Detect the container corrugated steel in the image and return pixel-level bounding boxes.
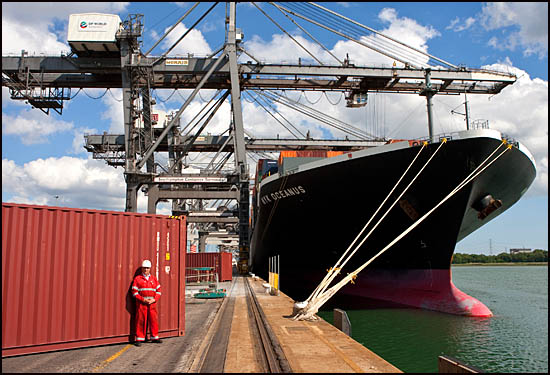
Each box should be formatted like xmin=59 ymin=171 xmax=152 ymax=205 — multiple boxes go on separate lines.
xmin=186 ymin=252 xmax=233 ymax=282
xmin=278 ymin=150 xmax=297 ymax=165
xmin=278 ymin=150 xmax=338 ymax=165
xmin=2 ymin=203 xmax=186 ymax=357
xmin=219 ymin=252 xmax=233 ymax=282
xmin=186 ymin=253 xmax=221 ymax=282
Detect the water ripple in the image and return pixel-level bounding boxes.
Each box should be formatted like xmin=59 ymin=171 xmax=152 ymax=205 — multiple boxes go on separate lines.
xmin=319 ymin=266 xmax=548 ymax=373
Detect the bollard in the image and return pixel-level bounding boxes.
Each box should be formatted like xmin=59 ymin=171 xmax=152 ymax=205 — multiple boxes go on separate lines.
xmin=268 ymin=254 xmax=280 ymax=296
xmin=293 ymin=301 xmax=308 ymax=315
xmin=333 ymin=308 xmax=352 ymax=336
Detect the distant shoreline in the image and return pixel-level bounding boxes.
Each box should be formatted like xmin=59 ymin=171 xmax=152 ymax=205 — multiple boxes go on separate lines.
xmin=452 ymin=262 xmax=548 ymax=266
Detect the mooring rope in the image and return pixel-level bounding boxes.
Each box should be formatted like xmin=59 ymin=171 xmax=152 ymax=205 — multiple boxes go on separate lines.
xmin=292 ymin=139 xmax=511 ymax=320
xmin=306 ymin=140 xmax=430 ymax=304
xmin=307 ymin=139 xmax=448 ymax=305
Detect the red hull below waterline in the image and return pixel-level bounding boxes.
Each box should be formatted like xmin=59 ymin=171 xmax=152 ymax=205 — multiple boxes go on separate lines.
xmin=341 ymin=269 xmax=493 ymax=317
xmin=284 ymin=268 xmax=493 ymax=317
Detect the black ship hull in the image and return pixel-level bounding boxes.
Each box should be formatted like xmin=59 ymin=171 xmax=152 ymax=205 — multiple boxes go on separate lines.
xmin=250 ymin=130 xmax=536 ymax=316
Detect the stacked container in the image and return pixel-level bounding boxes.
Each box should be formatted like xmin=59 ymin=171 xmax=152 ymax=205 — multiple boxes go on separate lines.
xmin=186 ymin=252 xmax=233 ymax=282
xmin=277 ymin=150 xmax=345 ymax=175
xmin=277 ymin=150 xmax=345 ymax=165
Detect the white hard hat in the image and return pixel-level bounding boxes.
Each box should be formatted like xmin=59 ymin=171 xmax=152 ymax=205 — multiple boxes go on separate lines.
xmin=142 ymin=259 xmax=152 ymax=268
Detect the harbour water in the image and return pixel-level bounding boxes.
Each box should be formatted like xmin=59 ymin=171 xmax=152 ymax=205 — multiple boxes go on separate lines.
xmin=318 ymin=265 xmax=548 ymax=373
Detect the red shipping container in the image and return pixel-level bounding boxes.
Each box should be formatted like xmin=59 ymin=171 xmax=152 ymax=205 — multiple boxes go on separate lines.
xmin=219 ymin=252 xmax=233 ymax=282
xmin=186 ymin=252 xmax=233 ymax=282
xmin=1 ymin=203 xmax=186 ymax=357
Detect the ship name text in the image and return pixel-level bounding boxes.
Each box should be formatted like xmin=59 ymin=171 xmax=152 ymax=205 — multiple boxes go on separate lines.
xmin=261 ymin=185 xmax=306 ymax=205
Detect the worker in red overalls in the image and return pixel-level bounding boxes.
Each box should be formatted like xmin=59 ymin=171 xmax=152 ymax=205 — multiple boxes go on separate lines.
xmin=132 ymin=259 xmax=162 ymax=346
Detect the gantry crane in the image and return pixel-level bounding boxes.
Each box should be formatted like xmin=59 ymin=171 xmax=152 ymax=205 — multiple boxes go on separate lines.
xmin=2 ymin=2 xmax=516 ymax=271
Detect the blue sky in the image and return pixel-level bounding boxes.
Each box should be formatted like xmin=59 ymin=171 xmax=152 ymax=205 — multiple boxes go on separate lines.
xmin=2 ymin=2 xmax=548 ymax=255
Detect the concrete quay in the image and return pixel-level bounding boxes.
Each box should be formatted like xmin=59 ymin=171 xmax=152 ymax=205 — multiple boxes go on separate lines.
xmin=208 ymin=275 xmax=401 ymax=373
xmin=1 ymin=275 xmax=401 ymax=373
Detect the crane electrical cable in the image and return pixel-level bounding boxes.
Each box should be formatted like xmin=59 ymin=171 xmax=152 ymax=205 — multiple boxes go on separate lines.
xmin=153 ymin=2 xmax=219 ymax=64
xmin=275 ymin=2 xmax=428 ymax=68
xmin=277 ymin=2 xmax=458 ymax=69
xmin=251 ymin=2 xmax=325 ymax=66
xmin=143 ymin=2 xmax=201 ymax=56
xmin=153 ymin=89 xmax=179 ymax=103
xmin=273 ymin=2 xmax=453 ymax=69
xmin=270 ymin=2 xmax=343 ymax=65
xmin=244 ymin=91 xmax=305 ymax=139
xmin=307 ymin=2 xmax=457 ymax=68
xmin=255 ymin=90 xmax=378 ymax=140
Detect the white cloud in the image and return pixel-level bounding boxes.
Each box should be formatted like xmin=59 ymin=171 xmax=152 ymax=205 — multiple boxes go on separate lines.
xmin=446 ymin=17 xmax=460 ymax=30
xmin=242 ymin=5 xmax=441 ymax=68
xmin=156 ymin=23 xmax=212 ymax=56
xmin=199 ymin=21 xmax=219 ymax=34
xmin=332 ymin=7 xmax=440 ymax=68
xmin=377 ymin=8 xmax=440 ymax=48
xmin=472 ymin=62 xmax=548 ymax=196
xmin=2 ymin=17 xmax=69 ymax=56
xmin=100 ymin=89 xmax=125 ymax=133
xmin=71 ymin=127 xmax=98 ymax=154
xmin=487 ymin=36 xmax=499 ymax=50
xmin=2 ymin=87 xmax=28 ymax=109
xmin=480 ymin=2 xmax=548 ymax=58
xmin=2 ymin=153 xmax=221 ymax=214
xmin=480 ymin=3 xmax=521 ymax=29
xmin=2 ymin=2 xmax=130 ymax=55
xmin=336 ymin=3 xmax=353 ymax=9
xmin=242 ymin=7 xmax=441 ymax=66
xmin=150 ymin=88 xmax=230 ymax=132
xmin=404 ymin=60 xmax=548 ymax=197
xmin=2 ymin=2 xmax=128 ymax=22
xmin=2 ymin=110 xmax=74 ymax=144
xmin=2 ymin=156 xmax=129 ymax=211
xmin=244 ymin=33 xmax=326 ymax=64
xmin=446 ymin=16 xmax=476 ymax=32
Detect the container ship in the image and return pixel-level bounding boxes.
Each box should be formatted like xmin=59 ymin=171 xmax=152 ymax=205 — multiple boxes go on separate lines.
xmin=249 ymin=128 xmax=536 ymax=317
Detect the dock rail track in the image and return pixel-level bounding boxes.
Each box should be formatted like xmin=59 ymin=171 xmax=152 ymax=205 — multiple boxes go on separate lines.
xmin=244 ymin=276 xmax=292 ymax=373
xmin=192 ymin=276 xmax=291 ymax=373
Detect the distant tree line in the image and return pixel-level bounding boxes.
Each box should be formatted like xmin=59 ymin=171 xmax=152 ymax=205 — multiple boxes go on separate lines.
xmin=452 ymin=250 xmax=548 ymax=264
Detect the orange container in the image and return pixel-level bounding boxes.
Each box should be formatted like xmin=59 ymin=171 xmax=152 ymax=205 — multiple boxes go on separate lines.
xmin=278 ymin=150 xmax=297 ymax=165
xmin=296 ymin=150 xmax=327 ymax=157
